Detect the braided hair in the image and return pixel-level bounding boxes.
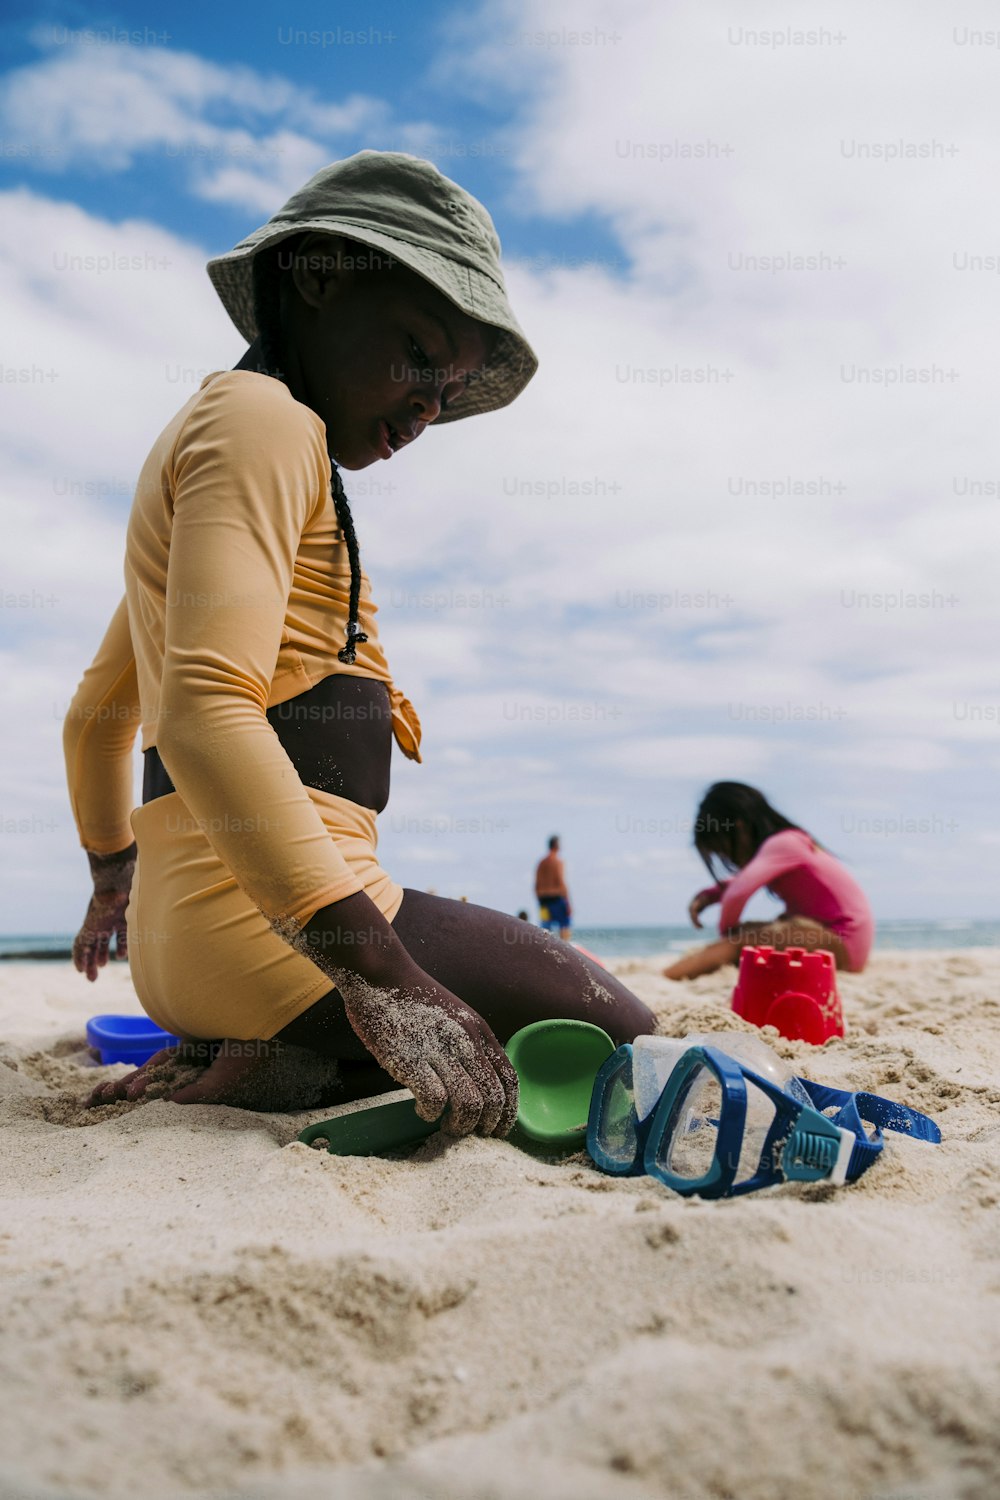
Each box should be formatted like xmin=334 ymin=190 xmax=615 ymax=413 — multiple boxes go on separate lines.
xmin=250 ymin=237 xmax=368 ymax=664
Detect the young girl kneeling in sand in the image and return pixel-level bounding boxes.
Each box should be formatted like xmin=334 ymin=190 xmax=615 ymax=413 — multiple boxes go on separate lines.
xmin=664 ymin=782 xmax=873 ymax=980
xmin=66 ymin=151 xmax=654 ymax=1132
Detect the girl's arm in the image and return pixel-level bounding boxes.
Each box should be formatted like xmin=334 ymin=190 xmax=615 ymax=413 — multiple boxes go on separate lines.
xmin=696 ymin=881 xmax=727 ymax=902
xmin=63 ymin=593 xmax=140 ymax=858
xmin=716 ymin=832 xmax=807 ymax=934
xmin=63 ymin=596 xmax=141 ymax=979
xmin=688 ymin=881 xmax=726 ymax=928
xmin=156 ymin=376 xmax=366 ymax=931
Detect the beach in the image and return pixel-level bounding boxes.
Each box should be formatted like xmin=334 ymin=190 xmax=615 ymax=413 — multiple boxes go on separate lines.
xmin=1 ymin=949 xmax=998 ymax=1500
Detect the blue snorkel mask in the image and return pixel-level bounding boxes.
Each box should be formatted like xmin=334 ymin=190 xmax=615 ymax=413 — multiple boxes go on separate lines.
xmin=588 ymin=1034 xmax=941 ymax=1198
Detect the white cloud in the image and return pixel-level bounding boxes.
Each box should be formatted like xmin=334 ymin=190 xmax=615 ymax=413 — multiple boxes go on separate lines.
xmin=590 ymin=733 xmax=774 ymax=781
xmin=816 ymin=739 xmax=957 ymax=774
xmin=0 ymin=187 xmax=235 ymax=475
xmin=0 ymin=37 xmax=393 ymax=211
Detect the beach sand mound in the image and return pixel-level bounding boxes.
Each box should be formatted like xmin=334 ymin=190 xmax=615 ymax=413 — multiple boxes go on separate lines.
xmin=0 ymin=951 xmax=998 ymax=1500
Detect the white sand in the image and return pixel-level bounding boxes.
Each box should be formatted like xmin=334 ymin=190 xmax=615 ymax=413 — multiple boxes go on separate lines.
xmin=0 ymin=951 xmax=998 ymax=1500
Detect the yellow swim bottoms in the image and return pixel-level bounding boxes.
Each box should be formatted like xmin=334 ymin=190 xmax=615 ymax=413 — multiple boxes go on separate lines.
xmin=125 ymin=788 xmax=404 ymax=1042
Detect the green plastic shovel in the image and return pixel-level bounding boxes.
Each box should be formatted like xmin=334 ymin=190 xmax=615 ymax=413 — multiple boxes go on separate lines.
xmin=298 ymin=1097 xmax=439 ymax=1156
xmin=297 ymin=1018 xmax=615 ymax=1157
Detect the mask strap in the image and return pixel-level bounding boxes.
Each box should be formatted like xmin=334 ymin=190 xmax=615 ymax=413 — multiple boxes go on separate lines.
xmin=797 ymin=1078 xmax=942 ymax=1182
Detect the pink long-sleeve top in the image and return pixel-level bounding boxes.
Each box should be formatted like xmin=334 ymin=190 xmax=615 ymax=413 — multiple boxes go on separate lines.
xmin=701 ymin=828 xmax=874 ymax=969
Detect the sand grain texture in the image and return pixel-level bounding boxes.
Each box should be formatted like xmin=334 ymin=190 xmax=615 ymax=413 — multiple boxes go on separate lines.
xmin=0 ymin=952 xmax=998 ymax=1500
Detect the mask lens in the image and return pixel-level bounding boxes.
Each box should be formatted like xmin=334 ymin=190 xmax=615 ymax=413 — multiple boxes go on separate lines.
xmin=599 ymin=1068 xmax=638 ymax=1167
xmin=729 ymin=1077 xmax=781 ymax=1186
xmin=589 ymin=1048 xmax=641 ymax=1173
xmin=657 ymin=1065 xmax=723 ymax=1182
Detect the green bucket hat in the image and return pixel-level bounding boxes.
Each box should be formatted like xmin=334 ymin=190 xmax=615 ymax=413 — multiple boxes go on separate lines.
xmin=206 ymin=149 xmax=538 ymax=424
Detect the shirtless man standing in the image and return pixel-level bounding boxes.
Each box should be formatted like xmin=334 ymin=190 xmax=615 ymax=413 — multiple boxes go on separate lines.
xmin=535 ymin=836 xmax=571 ymax=941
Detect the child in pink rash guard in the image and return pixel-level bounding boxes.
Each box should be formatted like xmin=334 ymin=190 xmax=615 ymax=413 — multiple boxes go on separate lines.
xmin=664 ymin=781 xmax=874 ymax=981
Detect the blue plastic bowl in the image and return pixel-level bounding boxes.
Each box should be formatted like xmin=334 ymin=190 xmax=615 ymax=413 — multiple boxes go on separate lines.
xmin=86 ymin=1014 xmax=180 ymax=1066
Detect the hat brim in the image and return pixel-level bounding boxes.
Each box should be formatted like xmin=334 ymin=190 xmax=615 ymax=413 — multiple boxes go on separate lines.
xmin=206 ymin=221 xmax=538 ymax=424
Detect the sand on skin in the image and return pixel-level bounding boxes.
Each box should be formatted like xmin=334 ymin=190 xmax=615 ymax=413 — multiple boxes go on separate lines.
xmin=0 ymin=951 xmax=998 ymax=1500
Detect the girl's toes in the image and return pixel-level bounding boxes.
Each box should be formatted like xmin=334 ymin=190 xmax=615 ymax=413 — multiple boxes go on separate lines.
xmin=86 ymin=1077 xmax=125 ymax=1107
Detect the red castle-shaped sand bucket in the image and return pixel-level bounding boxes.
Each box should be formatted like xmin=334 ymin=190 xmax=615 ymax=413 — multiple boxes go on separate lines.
xmin=731 ymin=945 xmax=844 ymax=1045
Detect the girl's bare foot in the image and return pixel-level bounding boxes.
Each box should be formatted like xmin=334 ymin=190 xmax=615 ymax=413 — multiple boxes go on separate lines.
xmin=86 ymin=1043 xmax=211 ymax=1106
xmin=84 ymin=1039 xmax=378 ymax=1113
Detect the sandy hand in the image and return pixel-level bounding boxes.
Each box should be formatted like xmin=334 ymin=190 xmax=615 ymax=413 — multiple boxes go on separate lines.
xmin=341 ymin=979 xmax=519 ymax=1138
xmin=688 ymin=887 xmax=720 ymax=930
xmin=73 ymin=887 xmax=131 ymax=982
xmin=74 ymin=844 xmax=137 ymax=982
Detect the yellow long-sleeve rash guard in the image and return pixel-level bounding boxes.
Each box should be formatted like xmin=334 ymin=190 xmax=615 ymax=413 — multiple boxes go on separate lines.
xmin=63 ymin=370 xmax=422 ymax=931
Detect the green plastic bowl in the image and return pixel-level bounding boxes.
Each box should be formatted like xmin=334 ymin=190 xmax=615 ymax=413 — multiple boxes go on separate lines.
xmin=504 ymin=1019 xmax=616 ymax=1146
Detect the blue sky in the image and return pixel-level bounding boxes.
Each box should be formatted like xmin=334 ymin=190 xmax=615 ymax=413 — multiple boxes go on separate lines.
xmin=2 ymin=0 xmax=999 ymax=935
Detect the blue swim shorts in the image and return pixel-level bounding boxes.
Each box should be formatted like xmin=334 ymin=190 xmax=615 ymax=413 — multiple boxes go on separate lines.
xmin=538 ymin=895 xmax=570 ymax=930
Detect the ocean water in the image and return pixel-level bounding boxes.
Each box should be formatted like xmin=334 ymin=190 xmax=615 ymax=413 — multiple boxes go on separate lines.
xmin=2 ymin=920 xmax=999 ymax=962
xmin=572 ymin=920 xmax=1000 ymax=959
